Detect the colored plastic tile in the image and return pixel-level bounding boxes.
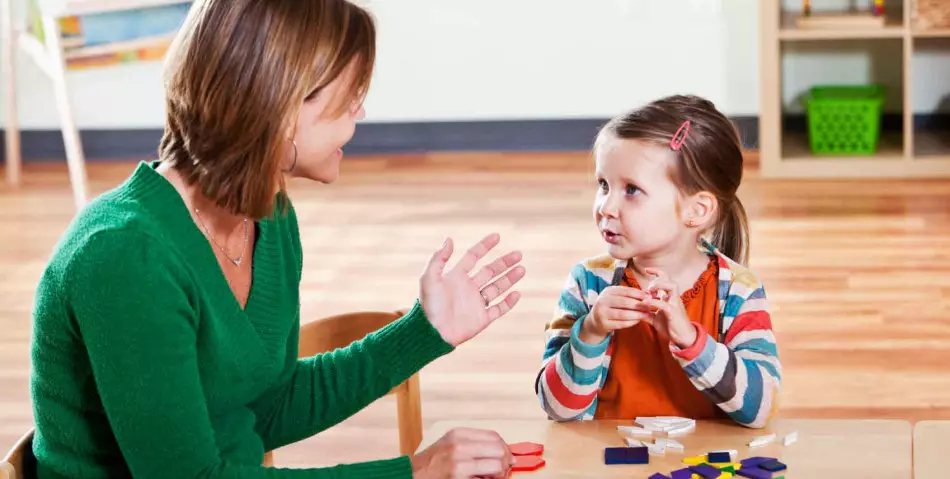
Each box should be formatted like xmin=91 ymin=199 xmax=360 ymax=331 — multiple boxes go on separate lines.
xmin=759 ymin=459 xmax=787 ymax=472
xmin=683 ymin=455 xmax=707 ymax=465
xmin=739 ymin=456 xmax=776 ymax=468
xmin=707 ymin=451 xmax=732 ymax=463
xmin=511 ymin=455 xmax=545 ymax=472
xmin=690 ymin=464 xmax=724 ymax=479
xmin=509 ymin=442 xmax=544 ymax=456
xmin=734 ymin=467 xmax=771 ymax=479
xmin=604 ymin=446 xmax=649 ymax=465
xmin=671 ymin=467 xmax=694 ymax=479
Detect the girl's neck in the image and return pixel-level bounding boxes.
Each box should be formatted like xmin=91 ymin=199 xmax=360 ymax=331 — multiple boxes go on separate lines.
xmin=628 ymin=238 xmax=711 ymax=288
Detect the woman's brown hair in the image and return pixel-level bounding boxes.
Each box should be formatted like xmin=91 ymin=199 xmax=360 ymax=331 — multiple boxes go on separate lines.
xmin=596 ymin=95 xmax=751 ymax=265
xmin=159 ymin=0 xmax=376 ymax=219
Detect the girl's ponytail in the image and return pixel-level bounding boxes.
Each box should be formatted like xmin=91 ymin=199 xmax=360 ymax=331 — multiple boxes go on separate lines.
xmin=711 ymin=197 xmax=750 ymax=266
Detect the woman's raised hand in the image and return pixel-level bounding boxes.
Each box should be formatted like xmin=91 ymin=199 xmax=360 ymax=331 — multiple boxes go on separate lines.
xmin=419 ymin=233 xmax=525 ymax=347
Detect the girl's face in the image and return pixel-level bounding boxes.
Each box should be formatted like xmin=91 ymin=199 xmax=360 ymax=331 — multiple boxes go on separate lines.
xmin=284 ymin=64 xmax=366 ymax=184
xmin=593 ymin=136 xmax=697 ymax=260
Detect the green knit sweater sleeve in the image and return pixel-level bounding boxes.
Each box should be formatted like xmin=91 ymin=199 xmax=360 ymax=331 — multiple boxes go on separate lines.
xmin=253 ymin=302 xmax=453 ymax=450
xmin=65 ymin=229 xmax=424 ymax=479
xmin=250 ymin=198 xmax=455 ymax=451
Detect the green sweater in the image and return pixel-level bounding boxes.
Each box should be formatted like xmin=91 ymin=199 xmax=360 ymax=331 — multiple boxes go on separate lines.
xmin=30 ymin=160 xmax=454 ymax=478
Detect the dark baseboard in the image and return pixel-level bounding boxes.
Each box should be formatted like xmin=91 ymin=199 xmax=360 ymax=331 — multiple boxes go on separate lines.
xmin=2 ymin=114 xmax=947 ymax=163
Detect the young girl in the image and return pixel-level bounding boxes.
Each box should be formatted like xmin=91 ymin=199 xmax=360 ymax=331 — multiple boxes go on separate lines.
xmin=535 ymin=95 xmax=781 ymax=428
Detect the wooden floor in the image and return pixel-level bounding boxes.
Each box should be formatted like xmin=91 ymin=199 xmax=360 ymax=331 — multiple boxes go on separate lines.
xmin=2 ymin=152 xmax=950 ymax=468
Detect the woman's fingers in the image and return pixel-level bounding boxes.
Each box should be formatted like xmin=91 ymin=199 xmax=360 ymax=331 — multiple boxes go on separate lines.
xmin=452 ymin=233 xmax=501 ymax=274
xmin=450 ymin=439 xmax=509 ymax=461
xmin=422 ymin=237 xmax=454 ymax=283
xmin=486 ymin=291 xmax=521 ymax=322
xmin=479 ymin=265 xmax=526 ymax=303
xmin=473 ymin=251 xmax=523 ymax=288
xmin=442 ymin=428 xmax=512 ymax=477
xmin=455 ymin=458 xmax=510 ymax=477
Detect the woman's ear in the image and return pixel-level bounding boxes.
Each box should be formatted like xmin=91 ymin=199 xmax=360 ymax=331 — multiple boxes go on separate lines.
xmin=685 ymin=191 xmax=717 ymax=229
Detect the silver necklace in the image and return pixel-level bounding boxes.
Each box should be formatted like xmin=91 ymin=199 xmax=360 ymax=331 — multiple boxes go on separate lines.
xmin=194 ymin=208 xmax=249 ymax=267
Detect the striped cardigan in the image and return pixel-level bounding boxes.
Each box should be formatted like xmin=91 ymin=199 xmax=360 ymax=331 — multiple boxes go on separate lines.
xmin=534 ymin=240 xmax=781 ymax=428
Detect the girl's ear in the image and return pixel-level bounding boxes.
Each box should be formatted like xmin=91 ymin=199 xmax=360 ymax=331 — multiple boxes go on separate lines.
xmin=686 ymin=191 xmax=717 ymax=229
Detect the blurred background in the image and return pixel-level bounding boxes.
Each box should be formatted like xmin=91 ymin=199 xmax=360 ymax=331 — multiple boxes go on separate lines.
xmin=1 ymin=0 xmax=949 ymax=469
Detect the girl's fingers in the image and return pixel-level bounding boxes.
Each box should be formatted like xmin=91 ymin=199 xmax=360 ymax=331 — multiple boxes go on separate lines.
xmin=604 ymin=295 xmax=645 ymax=311
xmin=607 ymin=286 xmax=649 ymax=301
xmin=640 ymin=298 xmax=673 ymax=317
xmin=606 ymin=308 xmax=651 ymax=322
xmin=650 ymin=281 xmax=677 ymax=301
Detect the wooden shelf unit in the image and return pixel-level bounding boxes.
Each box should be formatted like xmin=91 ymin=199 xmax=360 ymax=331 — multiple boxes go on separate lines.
xmin=759 ymin=1 xmax=950 ymax=178
xmin=2 ymin=0 xmax=190 ymax=210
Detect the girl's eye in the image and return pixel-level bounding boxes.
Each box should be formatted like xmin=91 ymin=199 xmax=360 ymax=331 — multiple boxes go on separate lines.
xmin=598 ymin=179 xmax=608 ymax=191
xmin=626 ymin=184 xmax=640 ymax=195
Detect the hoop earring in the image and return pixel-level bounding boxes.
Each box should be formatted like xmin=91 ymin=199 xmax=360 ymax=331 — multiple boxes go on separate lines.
xmin=284 ymin=139 xmax=298 ymax=173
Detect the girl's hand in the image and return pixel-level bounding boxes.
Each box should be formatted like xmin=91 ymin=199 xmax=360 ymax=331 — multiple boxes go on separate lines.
xmin=639 ymin=268 xmax=698 ymax=349
xmin=419 ymin=233 xmax=525 ymax=347
xmin=579 ymin=286 xmax=652 ymax=345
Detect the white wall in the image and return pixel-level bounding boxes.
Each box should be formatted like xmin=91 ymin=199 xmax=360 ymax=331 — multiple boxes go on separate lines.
xmin=2 ymin=0 xmax=950 ymax=129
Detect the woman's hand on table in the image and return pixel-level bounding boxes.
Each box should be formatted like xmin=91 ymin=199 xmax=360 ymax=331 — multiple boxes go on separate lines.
xmin=419 ymin=233 xmax=525 ymax=347
xmin=410 ymin=427 xmax=514 ymax=479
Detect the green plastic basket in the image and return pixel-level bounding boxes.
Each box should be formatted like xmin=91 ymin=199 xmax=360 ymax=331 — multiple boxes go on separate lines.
xmin=803 ymin=84 xmax=885 ymax=155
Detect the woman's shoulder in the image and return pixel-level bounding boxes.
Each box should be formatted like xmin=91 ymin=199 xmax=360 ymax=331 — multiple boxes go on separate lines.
xmin=44 ymin=190 xmax=184 ymax=291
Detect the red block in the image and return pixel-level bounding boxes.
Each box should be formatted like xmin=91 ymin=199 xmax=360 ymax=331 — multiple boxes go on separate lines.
xmin=511 ymin=455 xmax=546 ymax=472
xmin=509 ymin=442 xmax=544 ymax=456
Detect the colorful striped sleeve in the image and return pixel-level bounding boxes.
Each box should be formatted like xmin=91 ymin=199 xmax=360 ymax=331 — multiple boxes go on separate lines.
xmin=669 ymin=279 xmax=782 ymax=429
xmin=534 ymin=262 xmax=614 ymax=421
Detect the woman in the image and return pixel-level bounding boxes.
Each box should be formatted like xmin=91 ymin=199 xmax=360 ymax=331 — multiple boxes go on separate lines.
xmin=29 ymin=0 xmax=525 ymax=477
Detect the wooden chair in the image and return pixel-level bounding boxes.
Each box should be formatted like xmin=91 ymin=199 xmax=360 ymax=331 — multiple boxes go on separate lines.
xmin=1 ymin=428 xmax=35 ymax=479
xmin=262 ymin=309 xmax=423 ymax=467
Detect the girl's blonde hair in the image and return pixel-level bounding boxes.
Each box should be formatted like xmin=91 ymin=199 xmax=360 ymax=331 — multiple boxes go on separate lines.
xmin=596 ymin=95 xmax=750 ymax=265
xmin=160 ymin=0 xmax=375 ymax=219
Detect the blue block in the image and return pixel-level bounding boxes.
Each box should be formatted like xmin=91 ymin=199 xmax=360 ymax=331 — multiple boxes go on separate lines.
xmin=690 ymin=464 xmax=724 ymax=479
xmin=707 ymin=451 xmax=732 ymax=463
xmin=735 ymin=467 xmax=772 ymax=479
xmin=671 ymin=468 xmax=693 ymax=479
xmin=649 ymin=474 xmax=672 ymax=479
xmin=740 ymin=456 xmax=776 ymax=468
xmin=604 ymin=446 xmax=649 ymax=465
xmin=760 ymin=459 xmax=788 ymax=472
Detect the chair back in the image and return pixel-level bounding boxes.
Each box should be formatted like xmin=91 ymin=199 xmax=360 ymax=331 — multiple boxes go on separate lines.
xmin=264 ymin=309 xmax=423 ymax=467
xmin=1 ymin=429 xmax=35 ymax=479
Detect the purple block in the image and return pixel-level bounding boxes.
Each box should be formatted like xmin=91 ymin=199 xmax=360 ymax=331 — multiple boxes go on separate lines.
xmin=760 ymin=459 xmax=788 ymax=472
xmin=740 ymin=456 xmax=777 ymax=468
xmin=648 ymin=474 xmax=672 ymax=479
xmin=670 ymin=468 xmax=693 ymax=479
xmin=604 ymin=446 xmax=649 ymax=465
xmin=707 ymin=451 xmax=732 ymax=463
xmin=735 ymin=467 xmax=772 ymax=479
xmin=690 ymin=464 xmax=724 ymax=479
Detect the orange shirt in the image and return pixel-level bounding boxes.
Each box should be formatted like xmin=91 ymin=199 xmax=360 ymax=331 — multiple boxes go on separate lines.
xmin=593 ymin=257 xmax=726 ymax=420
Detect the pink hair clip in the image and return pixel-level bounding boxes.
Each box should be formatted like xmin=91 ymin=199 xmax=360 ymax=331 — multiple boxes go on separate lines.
xmin=670 ymin=120 xmax=691 ymax=151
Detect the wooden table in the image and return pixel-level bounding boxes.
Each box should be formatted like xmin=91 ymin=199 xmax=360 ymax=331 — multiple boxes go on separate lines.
xmin=913 ymin=420 xmax=950 ymax=479
xmin=419 ymin=419 xmax=912 ymax=478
